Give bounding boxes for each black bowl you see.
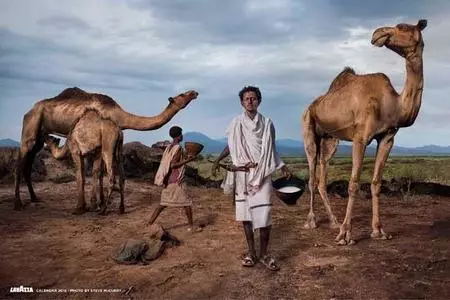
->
[272,176,306,206]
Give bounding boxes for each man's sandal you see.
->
[241,253,257,267]
[260,255,280,271]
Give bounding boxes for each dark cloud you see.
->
[126,0,348,45]
[125,0,434,48]
[325,0,428,20]
[37,15,92,31]
[0,0,449,147]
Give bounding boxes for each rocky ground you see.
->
[0,178,449,299]
[0,144,449,299]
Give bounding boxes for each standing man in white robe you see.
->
[212,86,292,271]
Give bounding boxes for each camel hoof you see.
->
[371,231,392,240]
[72,207,87,215]
[119,206,125,215]
[336,239,347,246]
[304,221,318,230]
[335,239,356,246]
[329,221,340,229]
[14,203,24,211]
[304,213,318,229]
[97,207,107,216]
[89,205,99,212]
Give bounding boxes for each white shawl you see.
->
[154,144,184,186]
[226,112,284,194]
[221,171,235,195]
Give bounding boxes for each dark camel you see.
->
[302,20,427,245]
[14,87,198,210]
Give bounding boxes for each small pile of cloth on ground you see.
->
[111,224,180,265]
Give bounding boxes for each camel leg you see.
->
[370,133,395,240]
[98,152,115,216]
[335,139,366,245]
[117,144,125,215]
[24,140,44,203]
[303,111,319,229]
[14,108,43,210]
[318,137,340,229]
[98,161,105,207]
[72,153,87,215]
[89,156,103,212]
[14,138,43,209]
[14,149,27,210]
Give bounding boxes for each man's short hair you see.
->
[239,86,262,103]
[169,126,182,138]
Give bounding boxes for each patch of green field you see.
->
[190,155,450,185]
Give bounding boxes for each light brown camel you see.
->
[14,87,198,210]
[44,109,124,215]
[302,19,427,245]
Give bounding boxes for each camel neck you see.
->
[111,104,181,131]
[398,52,424,127]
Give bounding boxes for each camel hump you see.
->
[328,67,356,92]
[49,87,119,107]
[92,93,119,108]
[56,87,89,99]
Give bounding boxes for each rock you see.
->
[327,180,349,198]
[151,140,171,150]
[122,142,163,178]
[0,147,47,183]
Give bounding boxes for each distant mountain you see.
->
[0,139,19,148]
[182,132,227,154]
[3,134,450,156]
[182,132,450,156]
[276,139,304,148]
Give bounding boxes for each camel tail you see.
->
[115,131,124,163]
[302,108,319,165]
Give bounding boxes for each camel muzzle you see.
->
[371,27,391,47]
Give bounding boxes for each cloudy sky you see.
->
[1,0,449,147]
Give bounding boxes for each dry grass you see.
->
[192,155,450,186]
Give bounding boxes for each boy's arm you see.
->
[170,148,196,169]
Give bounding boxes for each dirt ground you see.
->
[0,180,449,300]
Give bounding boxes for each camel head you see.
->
[371,19,427,58]
[44,135,61,147]
[168,90,199,110]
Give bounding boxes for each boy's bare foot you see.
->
[187,226,203,233]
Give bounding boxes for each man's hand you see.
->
[231,162,257,172]
[281,165,292,179]
[245,162,258,169]
[211,145,230,177]
[211,161,221,177]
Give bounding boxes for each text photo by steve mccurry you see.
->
[9,285,123,294]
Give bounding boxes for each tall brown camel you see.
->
[44,109,124,215]
[14,87,199,210]
[302,19,427,245]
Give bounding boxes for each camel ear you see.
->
[417,19,427,31]
[168,97,174,103]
